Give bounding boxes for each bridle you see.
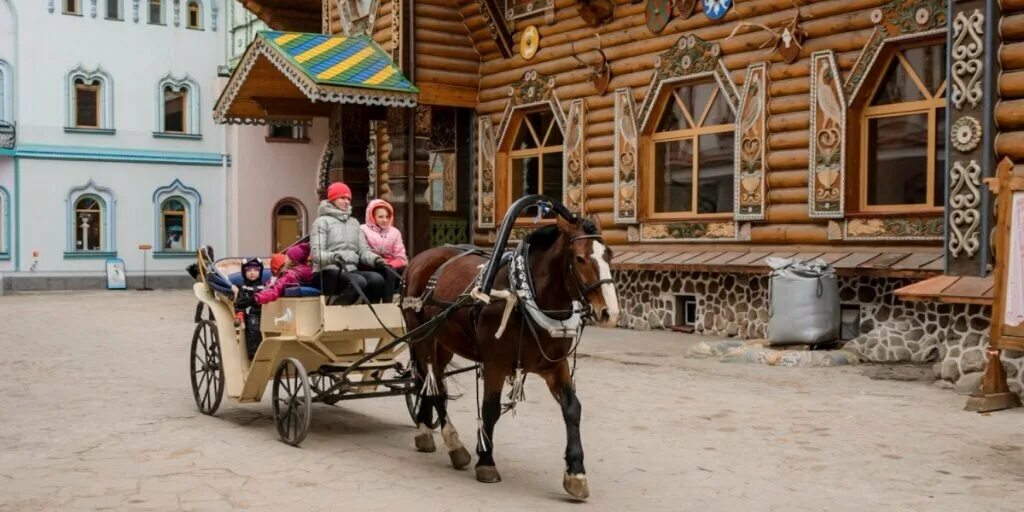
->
[566,234,616,315]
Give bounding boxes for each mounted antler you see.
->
[570,34,612,95]
[726,1,807,64]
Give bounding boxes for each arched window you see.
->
[647,80,736,218]
[153,179,200,252]
[74,196,104,251]
[66,67,114,131]
[160,197,188,250]
[854,42,946,212]
[149,0,163,24]
[156,74,200,136]
[507,110,563,218]
[186,0,202,29]
[273,199,306,252]
[66,180,116,255]
[0,186,9,257]
[64,0,81,15]
[0,59,11,124]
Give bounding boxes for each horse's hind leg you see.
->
[475,365,506,483]
[433,348,471,470]
[542,362,589,500]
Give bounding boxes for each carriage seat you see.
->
[282,285,322,298]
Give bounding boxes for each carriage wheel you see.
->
[273,358,313,446]
[190,320,225,415]
[406,387,441,430]
[310,372,335,400]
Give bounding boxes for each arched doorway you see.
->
[273,199,306,253]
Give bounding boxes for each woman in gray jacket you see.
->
[310,182,387,304]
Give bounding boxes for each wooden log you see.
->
[1002,11,1024,40]
[1001,42,1024,71]
[1000,70,1024,99]
[416,15,471,35]
[416,28,475,47]
[768,130,811,151]
[586,152,615,168]
[415,69,480,89]
[415,54,480,75]
[416,42,480,62]
[768,188,809,204]
[996,99,1024,130]
[589,135,614,151]
[587,120,616,137]
[765,204,812,223]
[586,182,616,198]
[587,167,615,184]
[770,77,811,97]
[769,94,810,115]
[768,112,810,132]
[1002,0,1024,15]
[602,230,628,246]
[586,197,615,213]
[767,170,810,188]
[767,149,809,170]
[751,224,829,243]
[996,131,1024,159]
[414,3,463,21]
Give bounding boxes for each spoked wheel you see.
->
[272,358,313,446]
[190,320,225,415]
[310,372,336,399]
[406,385,441,430]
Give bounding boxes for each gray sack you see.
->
[766,257,840,345]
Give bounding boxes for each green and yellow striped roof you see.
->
[261,31,418,94]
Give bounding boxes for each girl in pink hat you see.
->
[362,198,407,301]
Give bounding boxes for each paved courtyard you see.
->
[1,290,1023,511]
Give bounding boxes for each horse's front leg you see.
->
[475,365,505,483]
[433,350,472,469]
[543,362,589,500]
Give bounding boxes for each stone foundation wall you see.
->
[613,269,1024,396]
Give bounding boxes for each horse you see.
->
[401,214,620,500]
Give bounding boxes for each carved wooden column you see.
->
[386,107,412,243]
[945,0,999,275]
[411,105,432,255]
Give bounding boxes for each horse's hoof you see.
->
[563,473,590,500]
[414,433,436,453]
[475,465,502,483]
[449,447,472,469]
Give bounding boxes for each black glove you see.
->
[373,258,387,269]
[235,290,255,309]
[332,254,347,267]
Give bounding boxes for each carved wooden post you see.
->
[965,157,1023,412]
[411,105,432,255]
[338,105,372,222]
[386,107,412,242]
[945,0,999,276]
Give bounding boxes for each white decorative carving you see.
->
[951,9,984,110]
[173,0,180,26]
[949,160,982,257]
[133,0,140,22]
[91,0,97,17]
[951,116,982,153]
[211,1,218,31]
[613,87,638,223]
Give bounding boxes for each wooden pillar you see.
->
[411,105,432,255]
[386,107,413,246]
[945,0,1000,276]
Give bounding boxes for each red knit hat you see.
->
[327,182,352,202]
[270,253,286,275]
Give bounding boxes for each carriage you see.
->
[187,247,467,446]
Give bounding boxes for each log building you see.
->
[217,0,1022,390]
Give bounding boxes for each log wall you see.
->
[999,0,1024,167]
[457,0,923,246]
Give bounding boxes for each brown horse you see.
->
[401,215,620,500]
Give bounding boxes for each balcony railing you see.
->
[0,121,13,150]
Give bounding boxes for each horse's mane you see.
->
[523,218,599,251]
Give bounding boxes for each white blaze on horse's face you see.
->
[590,240,620,327]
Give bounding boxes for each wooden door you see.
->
[274,201,305,252]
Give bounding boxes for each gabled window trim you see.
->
[155,74,201,137]
[66,66,114,132]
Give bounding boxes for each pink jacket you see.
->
[361,199,408,268]
[255,264,313,305]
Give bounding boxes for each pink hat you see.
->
[285,243,310,264]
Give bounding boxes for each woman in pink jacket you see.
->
[361,199,408,301]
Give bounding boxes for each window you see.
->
[187,0,202,29]
[149,0,163,24]
[66,181,116,256]
[648,80,735,218]
[0,60,9,123]
[64,0,81,15]
[508,110,563,218]
[0,187,9,256]
[74,78,100,128]
[106,0,121,19]
[156,75,200,136]
[427,151,457,212]
[66,67,113,131]
[858,43,946,212]
[74,196,104,251]
[153,179,200,252]
[266,123,308,141]
[160,198,187,251]
[163,87,186,133]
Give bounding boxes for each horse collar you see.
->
[509,240,583,339]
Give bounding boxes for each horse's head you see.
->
[557,216,620,328]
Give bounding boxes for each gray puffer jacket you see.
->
[310,201,380,272]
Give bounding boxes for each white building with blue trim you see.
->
[0,0,229,289]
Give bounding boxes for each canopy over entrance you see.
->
[214,31,418,125]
